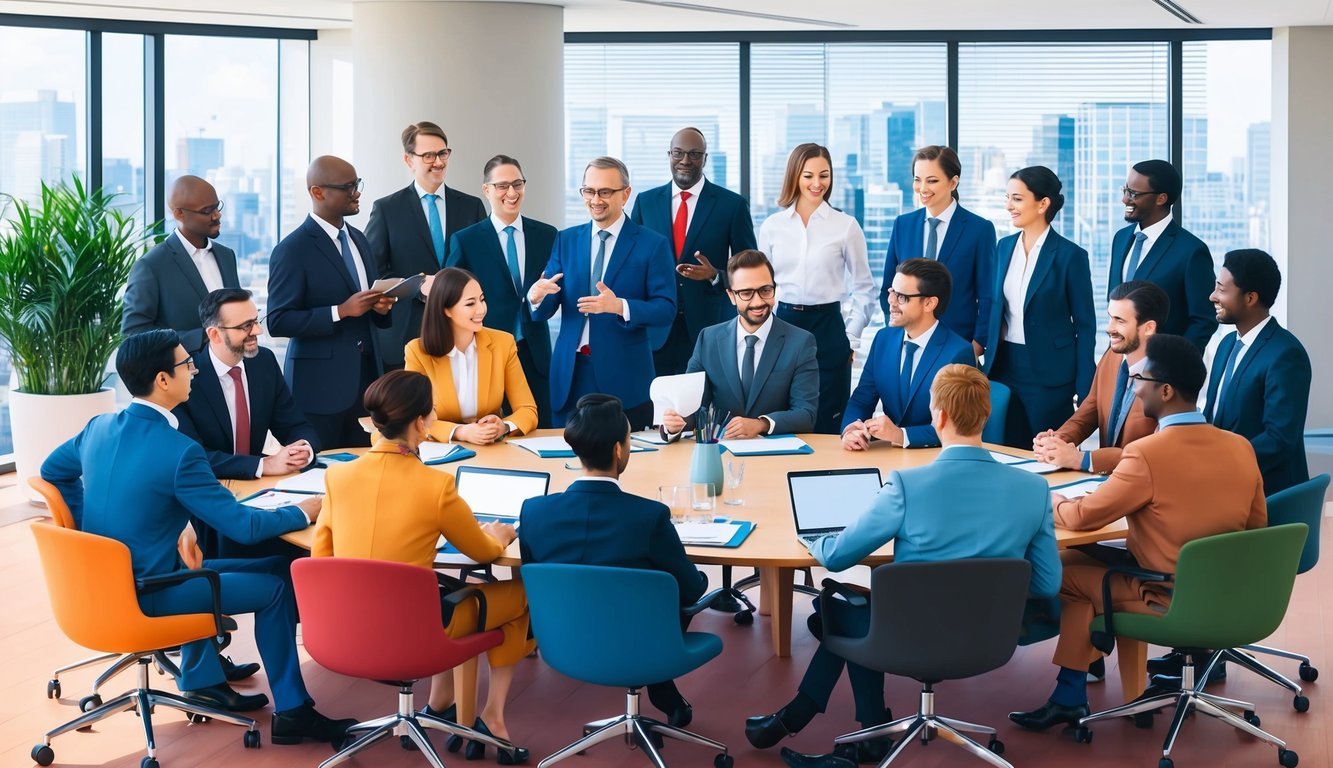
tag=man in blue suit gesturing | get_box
[528,156,676,428]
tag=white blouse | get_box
[1001,227,1051,346]
[446,340,478,420]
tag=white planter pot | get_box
[10,388,118,506]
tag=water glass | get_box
[689,482,716,523]
[659,485,687,524]
[723,459,746,506]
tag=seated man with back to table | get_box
[521,393,706,730]
[1010,334,1266,732]
[748,365,1061,768]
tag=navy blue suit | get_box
[1203,319,1311,494]
[983,230,1097,447]
[41,404,313,710]
[842,323,976,447]
[267,215,390,447]
[630,180,757,374]
[1109,219,1217,352]
[531,219,676,424]
[879,204,997,348]
[122,234,241,353]
[446,216,557,427]
[685,316,819,434]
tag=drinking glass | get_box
[723,459,746,506]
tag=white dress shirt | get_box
[416,181,447,239]
[921,200,957,258]
[735,314,777,434]
[309,213,369,321]
[1122,213,1173,282]
[1208,314,1271,417]
[491,213,525,286]
[893,320,938,448]
[758,201,877,347]
[208,352,264,477]
[1001,227,1051,345]
[447,340,479,422]
[174,229,225,292]
[132,398,179,429]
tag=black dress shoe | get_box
[271,703,358,746]
[462,717,528,765]
[1150,660,1227,691]
[181,683,269,712]
[1008,701,1090,731]
[779,746,857,768]
[664,698,692,729]
[746,710,796,749]
[832,736,892,764]
[1146,650,1188,676]
[220,655,261,683]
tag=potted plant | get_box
[0,178,150,502]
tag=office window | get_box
[103,33,146,225]
[563,43,740,227]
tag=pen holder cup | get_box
[689,442,724,497]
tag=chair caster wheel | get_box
[733,611,754,626]
[1244,710,1261,727]
[140,757,160,768]
[446,733,463,753]
[714,754,734,768]
[243,729,261,748]
[988,738,1004,754]
[1299,663,1318,682]
[31,744,54,766]
[186,713,211,725]
[46,680,60,699]
[1279,748,1299,767]
[1075,726,1093,743]
[1294,695,1310,712]
[79,694,102,712]
[1159,758,1173,768]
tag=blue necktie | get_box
[1105,359,1130,446]
[899,341,918,407]
[424,193,445,266]
[337,229,362,290]
[741,335,759,402]
[1213,338,1245,423]
[1124,231,1148,281]
[924,217,941,260]
[592,230,611,291]
[503,225,523,341]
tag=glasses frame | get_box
[1128,372,1167,385]
[579,186,628,200]
[318,179,365,194]
[729,284,776,302]
[410,149,452,163]
[176,201,224,216]
[171,357,197,373]
[668,149,707,162]
[217,317,264,334]
[486,179,527,193]
[886,289,928,303]
[1121,186,1158,202]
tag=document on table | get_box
[419,442,468,464]
[275,467,327,493]
[675,521,744,545]
[631,429,691,445]
[510,436,652,457]
[720,435,810,456]
[988,450,1029,465]
[1051,477,1109,498]
[1011,461,1060,475]
[241,490,322,510]
[650,371,706,425]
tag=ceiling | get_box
[0,0,1329,32]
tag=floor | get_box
[1,508,1330,768]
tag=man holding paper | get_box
[661,249,818,439]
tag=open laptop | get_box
[787,468,883,547]
[454,465,551,521]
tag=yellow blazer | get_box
[404,328,538,443]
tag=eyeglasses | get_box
[410,149,452,163]
[217,317,263,334]
[730,284,776,301]
[171,357,197,373]
[177,201,224,216]
[668,149,706,162]
[1121,186,1157,201]
[1128,372,1166,385]
[886,289,928,303]
[579,186,627,200]
[319,179,364,194]
[486,180,526,193]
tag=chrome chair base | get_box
[538,689,728,768]
[322,684,510,768]
[835,687,1012,768]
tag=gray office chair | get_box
[821,558,1031,767]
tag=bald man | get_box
[266,156,395,448]
[123,175,241,352]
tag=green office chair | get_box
[1073,524,1308,768]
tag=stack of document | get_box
[241,489,321,510]
[988,450,1060,474]
[510,436,654,458]
[275,468,327,493]
[1050,477,1109,498]
[419,442,475,465]
[675,521,745,545]
[720,435,812,456]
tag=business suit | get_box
[1053,349,1157,473]
[41,403,314,710]
[802,446,1062,724]
[531,218,676,426]
[446,216,557,427]
[983,230,1097,448]
[879,204,997,348]
[1051,418,1266,670]
[1109,220,1217,352]
[366,183,487,368]
[122,233,240,353]
[630,180,758,375]
[314,443,533,667]
[267,215,391,448]
[842,323,976,447]
[683,316,818,434]
[404,329,539,443]
[1202,319,1312,494]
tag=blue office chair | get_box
[522,563,732,767]
[983,380,1011,445]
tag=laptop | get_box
[787,468,883,547]
[454,465,551,521]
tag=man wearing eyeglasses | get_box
[528,156,676,429]
[446,155,558,427]
[1107,160,1216,353]
[123,175,241,353]
[840,258,975,450]
[661,249,816,439]
[366,121,488,371]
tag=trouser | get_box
[652,313,694,379]
[307,352,379,449]
[1053,550,1167,670]
[797,593,887,726]
[777,304,850,435]
[515,338,553,429]
[443,578,536,668]
[554,353,652,430]
[991,341,1075,449]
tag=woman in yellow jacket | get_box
[406,267,538,445]
[313,370,534,764]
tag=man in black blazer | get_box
[366,121,487,369]
[1107,160,1217,352]
[630,127,758,376]
[267,156,394,449]
[122,175,241,352]
[446,155,557,427]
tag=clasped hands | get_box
[1032,429,1082,470]
[662,409,767,439]
[455,414,509,445]
[841,416,904,450]
[262,439,314,476]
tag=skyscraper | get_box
[0,89,78,204]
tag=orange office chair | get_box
[28,521,260,768]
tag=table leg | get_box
[1117,637,1147,702]
[455,657,479,726]
[759,566,794,658]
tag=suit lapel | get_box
[520,217,548,293]
[1223,321,1275,413]
[304,216,360,294]
[403,184,435,255]
[681,184,717,262]
[904,328,945,409]
[194,347,235,446]
[1023,234,1059,311]
[165,236,211,303]
[476,332,495,412]
[240,353,268,453]
[936,210,965,264]
[747,320,785,413]
[601,222,634,288]
[714,320,746,411]
[1133,220,1178,281]
[1108,226,1131,289]
[1205,332,1235,419]
[570,223,594,298]
[214,244,240,288]
[884,327,906,416]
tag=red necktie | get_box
[227,366,251,455]
[673,191,692,260]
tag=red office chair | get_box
[291,557,514,767]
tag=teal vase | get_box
[689,442,724,496]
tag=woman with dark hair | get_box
[879,145,998,358]
[757,143,877,434]
[982,166,1096,448]
[406,267,538,445]
[313,369,533,764]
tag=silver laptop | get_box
[454,465,551,521]
[787,468,883,547]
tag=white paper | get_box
[508,436,574,455]
[988,450,1029,465]
[419,442,466,463]
[631,429,691,445]
[675,521,741,545]
[1012,461,1060,475]
[721,436,809,455]
[369,277,403,293]
[241,490,322,510]
[274,467,328,493]
[650,371,706,425]
[1053,479,1108,498]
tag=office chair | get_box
[28,521,259,768]
[523,563,733,767]
[1076,524,1308,768]
[821,558,1030,767]
[291,557,511,768]
[982,380,1011,445]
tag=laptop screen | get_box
[455,466,550,519]
[787,468,883,534]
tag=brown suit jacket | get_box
[1055,349,1156,473]
[1054,422,1266,577]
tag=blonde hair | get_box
[930,364,990,437]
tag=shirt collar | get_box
[491,212,523,234]
[904,319,939,348]
[1158,411,1207,429]
[737,312,775,345]
[1236,314,1272,348]
[929,199,958,224]
[132,398,179,429]
[673,177,706,200]
[1125,354,1148,376]
[447,338,477,362]
[208,348,244,380]
[593,213,627,238]
[1138,212,1173,239]
[310,213,346,241]
[174,228,212,255]
[415,181,445,200]
[575,476,621,488]
[785,200,832,220]
[1016,226,1051,258]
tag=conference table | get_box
[229,431,1128,661]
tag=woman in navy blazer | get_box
[983,166,1096,448]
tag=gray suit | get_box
[122,233,240,352]
[686,316,819,434]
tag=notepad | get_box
[1051,477,1109,498]
[240,489,322,510]
[720,435,812,456]
[675,521,743,545]
[369,273,426,299]
[510,436,654,458]
[419,442,474,465]
[274,467,327,493]
[988,450,1030,465]
[1011,461,1060,475]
